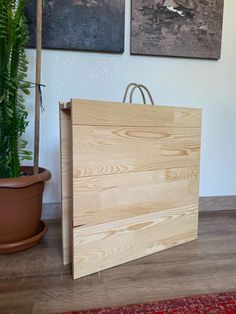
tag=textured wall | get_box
[25,0,236,203]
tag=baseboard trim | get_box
[199,195,236,212]
[42,203,61,220]
[42,196,236,220]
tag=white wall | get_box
[25,0,236,203]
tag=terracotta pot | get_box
[0,166,51,251]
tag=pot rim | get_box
[0,166,51,188]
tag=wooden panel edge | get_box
[71,98,202,113]
[60,101,71,110]
[60,107,73,265]
[70,98,202,127]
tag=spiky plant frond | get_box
[0,0,32,178]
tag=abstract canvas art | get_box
[131,0,224,59]
[25,0,125,53]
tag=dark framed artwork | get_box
[25,0,125,53]
[131,0,224,59]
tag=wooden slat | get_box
[72,126,201,178]
[71,99,201,128]
[40,196,236,220]
[73,204,198,279]
[60,108,73,265]
[73,167,199,227]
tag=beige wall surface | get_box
[25,0,236,203]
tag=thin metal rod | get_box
[33,0,42,175]
[123,83,155,105]
[122,82,146,104]
[137,84,155,105]
[122,83,137,103]
[129,85,147,104]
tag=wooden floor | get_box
[0,210,236,314]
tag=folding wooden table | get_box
[60,99,201,279]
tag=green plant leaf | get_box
[0,95,5,103]
[0,0,31,178]
[22,88,30,95]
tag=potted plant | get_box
[0,0,51,253]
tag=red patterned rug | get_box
[61,292,236,314]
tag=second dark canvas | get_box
[131,0,224,59]
[25,0,125,53]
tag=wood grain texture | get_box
[1,211,236,314]
[73,204,198,279]
[60,99,201,278]
[60,107,73,265]
[71,99,201,128]
[72,126,201,178]
[33,0,43,176]
[41,195,236,221]
[73,167,199,227]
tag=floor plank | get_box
[0,211,235,314]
